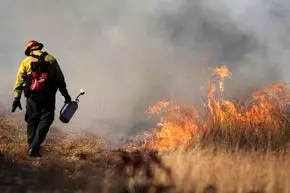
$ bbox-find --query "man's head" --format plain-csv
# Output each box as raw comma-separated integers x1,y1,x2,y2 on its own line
24,40,44,56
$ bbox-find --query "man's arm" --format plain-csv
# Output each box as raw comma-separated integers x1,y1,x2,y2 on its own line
52,59,71,102
14,61,27,99
12,61,26,112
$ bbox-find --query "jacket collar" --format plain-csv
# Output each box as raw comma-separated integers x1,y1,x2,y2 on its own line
30,50,43,56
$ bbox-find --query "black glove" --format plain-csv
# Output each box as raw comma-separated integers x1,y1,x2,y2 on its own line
64,95,71,104
12,98,22,112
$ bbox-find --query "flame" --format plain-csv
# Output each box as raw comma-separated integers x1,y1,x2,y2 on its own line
212,65,232,94
141,101,200,150
137,65,290,151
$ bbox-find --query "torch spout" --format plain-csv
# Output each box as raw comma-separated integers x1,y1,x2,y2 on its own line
75,88,85,102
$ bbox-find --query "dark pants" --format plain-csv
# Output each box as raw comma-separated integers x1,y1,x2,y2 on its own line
25,96,55,152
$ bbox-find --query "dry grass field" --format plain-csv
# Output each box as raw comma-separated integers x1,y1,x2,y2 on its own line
2,115,290,193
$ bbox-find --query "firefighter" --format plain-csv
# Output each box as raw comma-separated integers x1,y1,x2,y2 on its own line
12,40,71,157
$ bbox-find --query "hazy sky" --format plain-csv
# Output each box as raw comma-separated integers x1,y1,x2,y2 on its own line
1,0,290,137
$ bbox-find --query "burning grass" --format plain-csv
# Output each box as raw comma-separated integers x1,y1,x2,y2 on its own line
137,66,290,152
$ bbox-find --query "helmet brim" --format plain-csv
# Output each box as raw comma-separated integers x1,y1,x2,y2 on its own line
25,43,44,56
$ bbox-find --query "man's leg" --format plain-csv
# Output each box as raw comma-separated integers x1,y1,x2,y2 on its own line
26,98,40,149
30,108,54,154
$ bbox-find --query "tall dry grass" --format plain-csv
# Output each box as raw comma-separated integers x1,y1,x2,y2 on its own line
157,148,290,193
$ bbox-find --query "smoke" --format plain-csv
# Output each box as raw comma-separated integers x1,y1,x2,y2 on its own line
1,0,290,137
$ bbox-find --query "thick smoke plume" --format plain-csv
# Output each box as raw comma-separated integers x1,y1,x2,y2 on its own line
0,0,289,138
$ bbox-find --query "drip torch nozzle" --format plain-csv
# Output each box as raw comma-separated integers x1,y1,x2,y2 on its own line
80,88,85,95
75,88,86,102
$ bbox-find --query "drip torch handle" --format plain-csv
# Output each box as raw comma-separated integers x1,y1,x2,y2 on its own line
75,94,81,102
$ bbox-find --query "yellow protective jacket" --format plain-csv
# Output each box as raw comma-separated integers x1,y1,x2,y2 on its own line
13,50,69,99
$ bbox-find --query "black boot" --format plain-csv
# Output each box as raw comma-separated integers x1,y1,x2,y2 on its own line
28,146,42,157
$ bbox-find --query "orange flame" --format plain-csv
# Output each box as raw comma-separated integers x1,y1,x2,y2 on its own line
212,65,231,94
138,65,290,151
140,101,200,150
